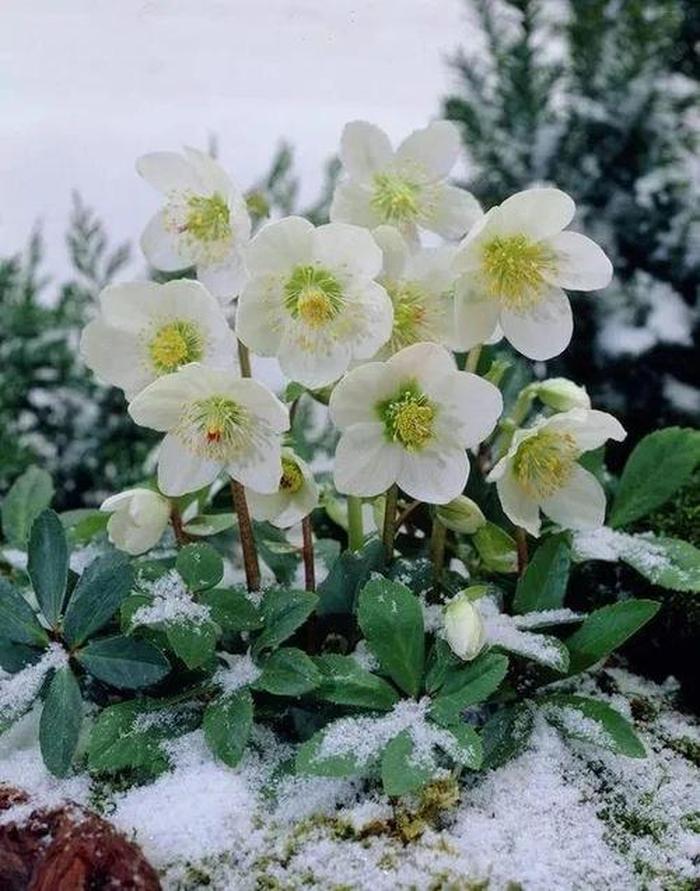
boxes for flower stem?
[230,480,261,592]
[466,344,483,374]
[430,516,447,582]
[237,339,252,378]
[347,495,364,551]
[170,507,191,547]
[301,515,316,592]
[382,484,398,562]
[515,526,529,576]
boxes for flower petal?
[396,440,469,504]
[387,341,456,389]
[500,288,573,360]
[245,216,314,277]
[495,188,576,241]
[543,231,613,291]
[197,250,248,303]
[449,277,500,350]
[236,278,285,356]
[98,281,162,331]
[229,436,283,494]
[312,223,382,281]
[340,121,394,185]
[333,423,401,497]
[247,489,288,524]
[141,211,193,271]
[547,409,626,452]
[136,152,199,194]
[395,120,461,182]
[158,434,221,496]
[277,328,351,390]
[432,371,503,448]
[80,320,151,400]
[228,379,289,433]
[540,465,606,531]
[496,471,541,536]
[329,180,381,228]
[183,146,233,195]
[421,184,482,239]
[344,280,394,359]
[128,369,200,431]
[329,361,399,429]
[373,225,410,281]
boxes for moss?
[628,696,659,723]
[638,472,700,547]
[680,811,700,833]
[394,777,461,842]
[598,792,666,844]
[665,735,700,767]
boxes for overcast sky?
[2,0,473,279]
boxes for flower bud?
[444,594,486,661]
[537,378,591,412]
[436,496,486,534]
[101,488,171,556]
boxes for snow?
[476,596,570,671]
[573,527,669,573]
[214,651,261,694]
[0,644,67,731]
[132,569,212,627]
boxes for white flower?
[537,378,591,412]
[330,120,481,240]
[452,188,613,359]
[330,342,503,504]
[137,147,251,303]
[101,488,171,556]
[236,216,393,388]
[444,594,485,661]
[80,279,235,400]
[128,364,288,497]
[247,449,318,528]
[488,408,626,536]
[372,225,458,355]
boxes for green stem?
[237,339,252,378]
[382,484,399,563]
[347,495,364,551]
[170,507,191,547]
[230,480,261,592]
[466,344,483,374]
[430,516,447,583]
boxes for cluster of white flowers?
[82,119,623,557]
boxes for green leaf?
[254,522,299,585]
[473,522,518,573]
[0,577,49,646]
[175,542,224,592]
[183,513,236,537]
[317,538,385,615]
[203,688,254,768]
[542,694,646,757]
[314,654,399,710]
[295,726,362,778]
[1,466,54,547]
[357,578,425,697]
[439,721,483,769]
[565,600,660,674]
[60,509,109,545]
[610,428,700,528]
[623,536,700,593]
[0,639,42,673]
[481,704,534,769]
[424,638,460,695]
[198,587,262,633]
[381,730,433,796]
[166,617,220,669]
[28,509,68,626]
[513,534,571,613]
[77,635,170,688]
[430,652,509,727]
[39,666,83,777]
[254,588,317,654]
[255,647,321,696]
[62,551,134,647]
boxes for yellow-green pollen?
[149,320,204,374]
[185,192,231,243]
[513,430,579,499]
[385,280,439,352]
[481,234,554,310]
[284,265,343,329]
[379,383,435,450]
[280,458,304,494]
[371,173,421,224]
[180,396,249,461]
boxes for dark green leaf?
[63,552,134,646]
[357,577,425,698]
[0,638,42,673]
[424,638,460,695]
[28,509,68,626]
[254,588,317,654]
[198,587,262,633]
[439,721,483,769]
[513,534,571,613]
[381,730,433,796]
[77,635,170,688]
[60,509,109,545]
[430,652,509,727]
[314,654,399,710]
[481,704,534,769]
[183,513,236,537]
[39,666,83,777]
[542,694,646,757]
[203,688,254,768]
[1,466,54,547]
[296,726,362,779]
[565,600,660,674]
[317,538,385,615]
[255,647,321,696]
[610,428,700,528]
[254,521,299,585]
[0,577,49,646]
[166,617,220,669]
[175,542,224,591]
[622,536,700,593]
[473,522,518,573]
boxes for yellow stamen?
[149,321,203,374]
[513,430,578,498]
[280,458,304,494]
[481,234,554,310]
[371,173,420,224]
[185,193,231,243]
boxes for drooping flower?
[236,216,393,388]
[452,188,613,359]
[536,378,591,412]
[330,342,503,504]
[247,449,318,528]
[137,147,251,302]
[444,594,486,661]
[488,408,626,536]
[101,488,171,556]
[436,495,486,535]
[80,279,236,400]
[330,121,481,240]
[128,364,288,497]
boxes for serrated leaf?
[513,535,570,613]
[77,635,170,688]
[1,466,54,547]
[316,538,385,615]
[357,577,424,697]
[314,654,399,710]
[166,617,220,669]
[0,577,49,646]
[481,704,534,769]
[203,688,254,768]
[28,509,68,626]
[198,587,262,633]
[254,588,317,654]
[542,694,646,757]
[175,542,224,592]
[565,600,660,674]
[255,647,321,696]
[381,730,433,796]
[39,666,83,777]
[430,652,509,727]
[62,551,134,646]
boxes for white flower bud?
[537,378,591,412]
[444,594,486,661]
[436,496,486,534]
[101,488,171,556]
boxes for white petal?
[128,367,207,431]
[136,151,199,194]
[158,434,221,496]
[396,440,469,504]
[547,409,626,452]
[183,146,233,195]
[197,249,248,303]
[421,184,482,239]
[395,120,461,182]
[449,277,500,350]
[101,488,154,512]
[247,489,289,524]
[432,372,503,448]
[329,180,381,228]
[245,216,313,277]
[388,342,456,389]
[228,379,289,433]
[80,320,151,400]
[236,278,285,355]
[229,436,283,494]
[99,281,162,331]
[329,362,399,429]
[540,465,606,531]
[344,280,394,359]
[340,121,394,185]
[155,278,220,317]
[407,245,456,295]
[495,188,576,240]
[141,212,193,271]
[543,231,613,291]
[496,471,541,536]
[312,223,382,280]
[500,288,573,360]
[277,329,351,389]
[333,423,401,497]
[372,225,410,281]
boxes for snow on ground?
[0,668,698,890]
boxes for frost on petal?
[543,231,613,291]
[158,434,222,496]
[396,440,469,504]
[395,120,461,182]
[540,465,607,531]
[340,121,394,185]
[500,288,573,361]
[333,423,401,497]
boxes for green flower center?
[185,193,231,243]
[284,265,343,328]
[513,430,579,499]
[148,320,204,374]
[379,383,435,450]
[371,173,421,224]
[385,280,439,352]
[481,234,554,310]
[180,396,249,460]
[280,457,304,494]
